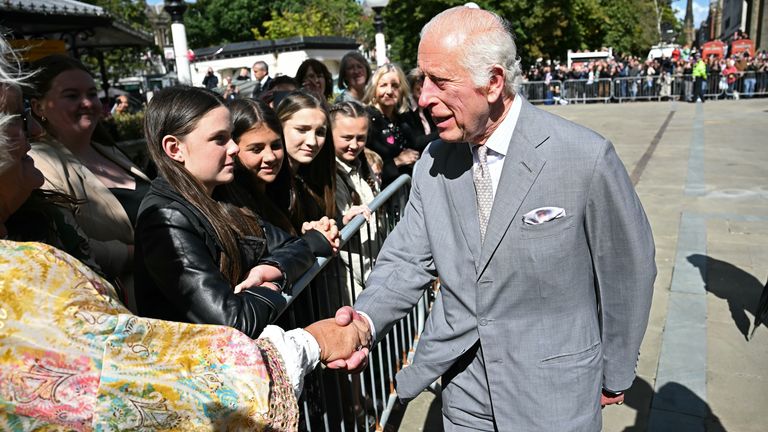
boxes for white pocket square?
[522,207,566,225]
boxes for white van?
[647,44,680,60]
[566,48,613,69]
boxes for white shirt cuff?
[259,325,320,399]
[357,310,377,342]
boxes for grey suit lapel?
[478,100,549,275]
[444,143,482,269]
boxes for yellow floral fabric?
[0,241,298,431]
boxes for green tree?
[492,0,606,63]
[254,0,372,42]
[185,0,271,48]
[383,0,681,68]
[80,0,154,86]
[85,0,150,31]
[601,0,653,56]
[382,0,457,71]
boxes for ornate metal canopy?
[0,0,153,55]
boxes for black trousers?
[693,77,705,101]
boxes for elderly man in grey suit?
[335,6,656,431]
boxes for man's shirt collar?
[482,95,522,156]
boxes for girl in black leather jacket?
[134,86,315,338]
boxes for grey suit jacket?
[355,98,656,431]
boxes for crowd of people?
[196,42,768,120]
[0,36,429,428]
[201,54,438,188]
[520,44,768,103]
[0,5,467,419]
[2,5,691,429]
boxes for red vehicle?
[730,39,755,58]
[701,40,725,59]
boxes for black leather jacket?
[134,176,315,338]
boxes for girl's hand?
[394,149,419,167]
[342,205,371,225]
[302,217,340,255]
[234,264,283,293]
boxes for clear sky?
[672,0,710,27]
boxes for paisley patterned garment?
[0,241,298,431]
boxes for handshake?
[304,306,372,371]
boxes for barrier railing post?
[280,175,426,431]
[528,73,766,105]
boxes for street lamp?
[164,0,192,85]
[365,0,389,67]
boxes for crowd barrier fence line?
[519,71,768,104]
[277,174,435,432]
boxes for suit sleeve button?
[479,319,488,326]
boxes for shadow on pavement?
[622,376,726,431]
[421,392,443,431]
[386,377,726,431]
[687,254,763,340]
[384,391,443,431]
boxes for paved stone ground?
[385,98,768,431]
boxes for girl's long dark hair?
[275,91,336,228]
[223,98,297,235]
[329,100,378,206]
[144,85,262,286]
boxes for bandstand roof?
[0,0,153,51]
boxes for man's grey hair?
[0,36,32,88]
[0,36,32,176]
[420,6,522,96]
[253,60,269,72]
[0,112,14,176]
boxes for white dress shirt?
[469,94,523,201]
[362,95,524,342]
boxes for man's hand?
[234,264,283,293]
[600,389,625,408]
[304,315,370,369]
[320,306,372,372]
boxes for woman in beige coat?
[27,55,150,310]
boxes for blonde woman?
[363,63,420,186]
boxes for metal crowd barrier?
[277,174,435,431]
[717,71,768,99]
[519,79,563,104]
[562,78,612,104]
[737,70,768,97]
[611,76,670,102]
[702,73,724,99]
[522,72,768,104]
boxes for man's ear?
[486,65,506,103]
[162,135,185,163]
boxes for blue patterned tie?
[473,144,493,242]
